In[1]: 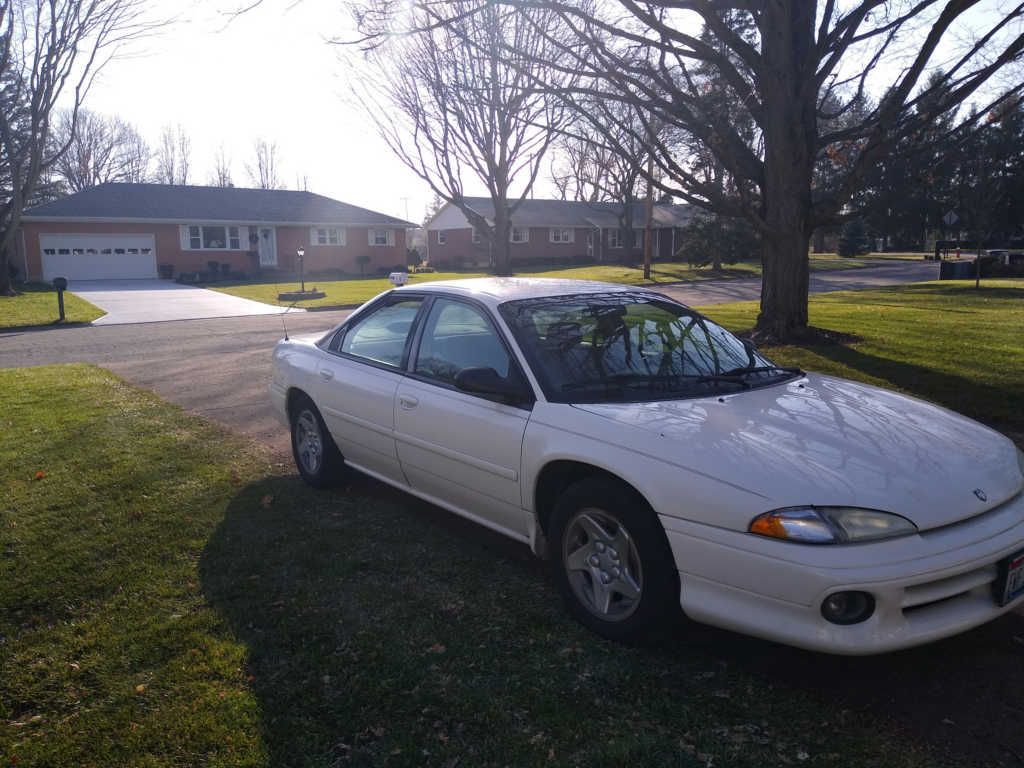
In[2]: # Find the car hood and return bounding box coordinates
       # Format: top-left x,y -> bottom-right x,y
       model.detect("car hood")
573,373 -> 1022,531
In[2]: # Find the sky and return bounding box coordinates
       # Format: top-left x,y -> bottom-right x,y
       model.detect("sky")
79,1 -> 1015,226
82,0 -> 445,224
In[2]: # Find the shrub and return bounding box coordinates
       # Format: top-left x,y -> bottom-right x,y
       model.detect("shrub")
838,220 -> 870,257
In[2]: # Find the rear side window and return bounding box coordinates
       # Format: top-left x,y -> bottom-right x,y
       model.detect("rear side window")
340,299 -> 423,368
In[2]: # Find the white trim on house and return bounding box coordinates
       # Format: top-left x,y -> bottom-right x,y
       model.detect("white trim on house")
437,230 -> 447,245
22,215 -> 409,228
179,224 -> 249,251
309,226 -> 347,246
369,229 -> 396,247
549,228 -> 574,244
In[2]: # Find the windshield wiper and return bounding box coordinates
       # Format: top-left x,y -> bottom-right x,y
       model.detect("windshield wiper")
719,364 -> 804,378
562,372 -> 750,392
694,373 -> 751,389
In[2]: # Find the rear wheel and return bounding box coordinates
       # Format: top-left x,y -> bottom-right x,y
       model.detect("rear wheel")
550,477 -> 678,642
290,395 -> 343,488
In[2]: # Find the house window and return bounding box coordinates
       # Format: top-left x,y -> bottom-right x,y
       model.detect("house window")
510,227 -> 529,243
471,229 -> 481,244
312,227 -> 345,246
369,229 -> 395,247
549,228 -> 574,243
608,230 -> 623,248
436,230 -> 447,245
186,224 -> 243,250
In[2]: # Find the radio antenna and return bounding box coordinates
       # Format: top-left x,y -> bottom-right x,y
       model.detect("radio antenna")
280,300 -> 301,341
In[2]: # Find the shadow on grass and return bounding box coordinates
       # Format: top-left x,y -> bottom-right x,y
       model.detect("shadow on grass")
201,472 -> 1024,767
794,340 -> 1024,434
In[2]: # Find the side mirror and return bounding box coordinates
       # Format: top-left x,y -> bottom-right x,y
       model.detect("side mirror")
454,367 -> 526,403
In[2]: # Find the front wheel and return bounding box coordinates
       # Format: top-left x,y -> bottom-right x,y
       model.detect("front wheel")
290,395 -> 343,488
549,477 -> 679,642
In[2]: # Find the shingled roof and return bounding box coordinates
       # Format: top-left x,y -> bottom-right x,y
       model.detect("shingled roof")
22,183 -> 417,227
431,196 -> 698,229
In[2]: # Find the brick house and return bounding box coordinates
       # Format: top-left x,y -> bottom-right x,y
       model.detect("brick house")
17,183 -> 415,281
424,197 -> 696,268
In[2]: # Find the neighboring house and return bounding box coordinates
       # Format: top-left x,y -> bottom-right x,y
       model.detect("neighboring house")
18,183 -> 416,281
424,197 -> 697,267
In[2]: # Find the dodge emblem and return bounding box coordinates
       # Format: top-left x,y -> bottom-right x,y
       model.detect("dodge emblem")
973,488 -> 988,502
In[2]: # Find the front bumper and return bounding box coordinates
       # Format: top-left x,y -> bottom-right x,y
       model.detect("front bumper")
662,492 -> 1024,655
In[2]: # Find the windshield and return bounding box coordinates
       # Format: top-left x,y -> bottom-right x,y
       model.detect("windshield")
499,292 -> 799,403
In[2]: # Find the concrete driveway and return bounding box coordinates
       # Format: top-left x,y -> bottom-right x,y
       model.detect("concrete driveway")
71,279 -> 301,325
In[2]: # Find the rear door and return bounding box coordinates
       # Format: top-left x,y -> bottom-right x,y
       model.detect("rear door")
316,295 -> 425,485
394,296 -> 533,538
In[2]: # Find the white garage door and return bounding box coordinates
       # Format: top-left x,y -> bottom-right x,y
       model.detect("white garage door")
40,233 -> 157,281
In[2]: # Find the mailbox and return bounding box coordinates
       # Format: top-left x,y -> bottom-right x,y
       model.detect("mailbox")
52,277 -> 68,321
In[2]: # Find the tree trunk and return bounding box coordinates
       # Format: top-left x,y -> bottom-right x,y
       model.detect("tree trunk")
0,246 -> 13,296
755,0 -> 816,342
492,206 -> 512,276
811,228 -> 826,254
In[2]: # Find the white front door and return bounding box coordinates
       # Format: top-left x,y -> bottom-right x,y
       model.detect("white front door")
257,227 -> 277,267
40,233 -> 157,280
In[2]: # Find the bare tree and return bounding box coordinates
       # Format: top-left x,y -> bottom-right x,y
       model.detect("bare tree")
0,0 -> 151,294
351,0 -> 574,274
51,108 -> 150,191
155,123 -> 191,185
500,1 -> 1024,340
246,138 -> 282,189
209,144 -> 233,187
552,98 -> 662,258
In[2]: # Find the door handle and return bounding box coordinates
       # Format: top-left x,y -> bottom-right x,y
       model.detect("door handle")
399,395 -> 419,410
319,369 -> 334,381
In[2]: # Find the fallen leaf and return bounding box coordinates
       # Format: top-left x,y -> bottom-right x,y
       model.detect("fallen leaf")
427,643 -> 446,654
33,471 -> 46,481
260,495 -> 274,508
134,684 -> 146,694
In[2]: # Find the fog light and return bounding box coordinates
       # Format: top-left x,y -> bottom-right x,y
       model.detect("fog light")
821,591 -> 875,625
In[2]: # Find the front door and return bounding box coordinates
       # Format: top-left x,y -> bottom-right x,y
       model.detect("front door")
257,227 -> 277,267
394,296 -> 532,538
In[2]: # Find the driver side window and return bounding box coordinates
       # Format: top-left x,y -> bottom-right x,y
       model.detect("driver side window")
414,299 -> 512,385
339,299 -> 423,368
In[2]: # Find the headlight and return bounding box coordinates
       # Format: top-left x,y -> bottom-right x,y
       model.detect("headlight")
749,506 -> 918,544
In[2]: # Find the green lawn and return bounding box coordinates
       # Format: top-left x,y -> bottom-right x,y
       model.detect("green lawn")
211,255 -> 878,309
700,279 -> 1024,441
5,281 -> 1022,767
0,363 -> 984,768
0,284 -> 104,329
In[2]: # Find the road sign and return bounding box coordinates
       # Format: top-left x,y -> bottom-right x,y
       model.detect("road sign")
943,210 -> 959,227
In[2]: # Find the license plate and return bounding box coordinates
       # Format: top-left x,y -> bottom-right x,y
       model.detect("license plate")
996,550 -> 1024,607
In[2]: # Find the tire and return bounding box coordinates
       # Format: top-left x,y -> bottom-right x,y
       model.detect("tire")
549,477 -> 679,643
289,394 -> 344,488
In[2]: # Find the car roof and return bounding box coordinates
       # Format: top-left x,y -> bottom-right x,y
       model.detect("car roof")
392,277 -> 645,306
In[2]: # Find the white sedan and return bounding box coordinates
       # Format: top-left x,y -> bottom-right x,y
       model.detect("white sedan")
270,278 -> 1024,654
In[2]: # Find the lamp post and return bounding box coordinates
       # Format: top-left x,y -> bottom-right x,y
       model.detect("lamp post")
297,247 -> 306,293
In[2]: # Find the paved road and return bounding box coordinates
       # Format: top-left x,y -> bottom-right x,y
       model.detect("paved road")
0,309 -> 347,455
658,258 -> 939,305
72,279 -> 299,325
1,261 -> 938,456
